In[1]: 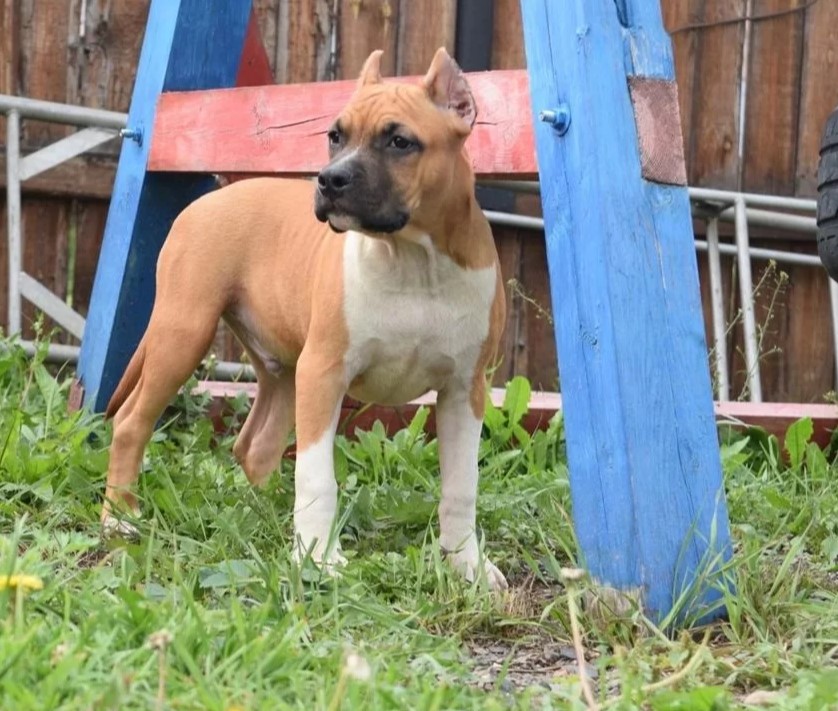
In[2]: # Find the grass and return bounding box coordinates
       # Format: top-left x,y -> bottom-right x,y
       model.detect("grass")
1,339 -> 838,710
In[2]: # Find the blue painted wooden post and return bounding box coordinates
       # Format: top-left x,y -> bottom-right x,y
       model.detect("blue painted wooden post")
76,0 -> 253,411
520,1 -> 732,622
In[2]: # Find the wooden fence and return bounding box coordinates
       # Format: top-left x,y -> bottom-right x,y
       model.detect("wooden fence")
1,0 -> 837,401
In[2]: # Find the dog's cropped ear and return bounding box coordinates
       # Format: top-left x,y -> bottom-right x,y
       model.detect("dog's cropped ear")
422,47 -> 477,130
357,50 -> 384,88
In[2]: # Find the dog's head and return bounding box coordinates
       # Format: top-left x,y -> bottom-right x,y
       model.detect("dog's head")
314,47 -> 477,236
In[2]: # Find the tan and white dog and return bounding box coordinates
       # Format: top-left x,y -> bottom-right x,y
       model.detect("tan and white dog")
101,48 -> 507,590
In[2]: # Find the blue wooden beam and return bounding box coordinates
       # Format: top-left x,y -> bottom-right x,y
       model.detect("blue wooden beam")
76,0 -> 253,411
519,0 -> 732,623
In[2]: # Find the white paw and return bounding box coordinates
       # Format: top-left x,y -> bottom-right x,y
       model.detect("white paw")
447,549 -> 508,591
293,537 -> 347,576
101,513 -> 140,541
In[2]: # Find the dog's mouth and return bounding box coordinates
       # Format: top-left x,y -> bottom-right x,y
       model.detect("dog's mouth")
315,199 -> 409,235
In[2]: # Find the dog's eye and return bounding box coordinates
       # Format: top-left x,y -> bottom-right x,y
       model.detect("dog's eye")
388,135 -> 414,150
327,130 -> 341,146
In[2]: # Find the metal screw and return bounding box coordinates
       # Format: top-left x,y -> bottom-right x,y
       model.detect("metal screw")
120,127 -> 143,146
539,104 -> 571,135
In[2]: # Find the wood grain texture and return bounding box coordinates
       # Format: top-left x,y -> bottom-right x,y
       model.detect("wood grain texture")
0,0 -> 19,95
339,0 -> 398,79
148,70 -> 535,178
742,0 -> 805,195
795,0 -> 838,195
396,0 -> 456,75
493,230 -> 523,385
21,199 -> 68,337
18,0 -> 72,144
662,0 -> 700,174
64,0 -> 149,115
688,0 -> 745,189
519,236 -> 558,392
520,0 -> 731,623
276,0 -> 334,83
71,202 -> 108,320
251,0 -> 279,76
77,0 -> 253,411
491,0 -> 524,69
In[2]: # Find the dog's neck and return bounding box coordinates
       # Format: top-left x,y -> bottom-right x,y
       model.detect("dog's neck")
390,151 -> 495,271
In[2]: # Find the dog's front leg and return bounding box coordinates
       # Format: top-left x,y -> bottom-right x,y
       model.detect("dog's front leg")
293,352 -> 347,571
436,385 -> 508,590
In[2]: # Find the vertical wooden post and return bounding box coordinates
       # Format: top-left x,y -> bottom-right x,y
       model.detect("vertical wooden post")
520,0 -> 732,622
76,0 -> 253,411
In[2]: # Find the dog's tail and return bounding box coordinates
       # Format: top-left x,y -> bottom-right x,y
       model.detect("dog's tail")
105,338 -> 146,419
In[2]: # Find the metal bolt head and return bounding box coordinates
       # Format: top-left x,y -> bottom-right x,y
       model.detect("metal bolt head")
119,127 -> 143,146
539,104 -> 571,136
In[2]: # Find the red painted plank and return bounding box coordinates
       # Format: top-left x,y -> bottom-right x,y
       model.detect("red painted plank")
223,8 -> 276,186
715,401 -> 838,448
235,9 -> 274,88
148,70 -> 536,178
192,381 -> 838,449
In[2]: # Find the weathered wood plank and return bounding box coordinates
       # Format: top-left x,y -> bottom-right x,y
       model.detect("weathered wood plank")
19,0 -> 72,144
495,230 -> 522,384
688,0 -> 746,189
742,0 -> 805,194
67,0 -> 149,113
148,70 -> 536,178
520,0 -> 731,622
0,155 -> 117,199
20,198 -> 69,340
662,0 -> 701,176
77,0 -> 253,410
71,202 -> 108,317
0,0 -> 20,95
397,0 -> 456,75
252,0 -> 279,76
795,0 -> 838,196
339,0 -> 399,79
491,0 -> 524,70
276,0 -> 333,83
519,235 -> 558,392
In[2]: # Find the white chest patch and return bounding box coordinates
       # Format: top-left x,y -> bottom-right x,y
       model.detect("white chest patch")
342,231 -> 497,405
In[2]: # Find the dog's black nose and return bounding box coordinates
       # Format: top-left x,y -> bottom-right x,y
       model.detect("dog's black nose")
317,166 -> 352,198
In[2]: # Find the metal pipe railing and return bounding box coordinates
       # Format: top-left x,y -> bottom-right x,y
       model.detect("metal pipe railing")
6,109 -> 21,334
3,96 -> 126,345
733,197 -> 762,402
693,239 -> 822,267
689,186 -> 816,213
481,180 -> 819,213
0,95 -> 127,130
705,218 -> 729,401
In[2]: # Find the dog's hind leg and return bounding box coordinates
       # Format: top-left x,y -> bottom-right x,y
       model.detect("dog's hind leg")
101,315 -> 219,536
233,367 -> 295,487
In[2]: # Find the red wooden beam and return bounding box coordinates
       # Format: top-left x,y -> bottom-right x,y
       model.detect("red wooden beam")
148,70 -> 536,178
192,382 -> 838,449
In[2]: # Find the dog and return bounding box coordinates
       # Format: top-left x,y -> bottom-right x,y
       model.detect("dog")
100,47 -> 508,590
